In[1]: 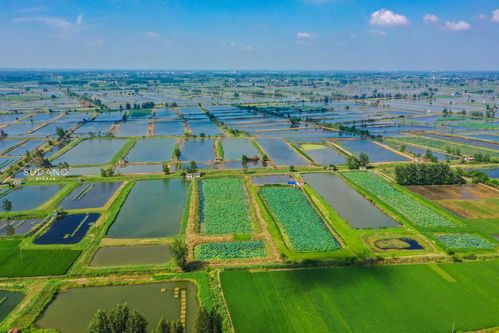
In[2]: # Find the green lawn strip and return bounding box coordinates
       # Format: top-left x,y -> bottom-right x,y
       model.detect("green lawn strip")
216,139 -> 224,159
220,261 -> 499,333
178,181 -> 193,235
462,218 -> 499,235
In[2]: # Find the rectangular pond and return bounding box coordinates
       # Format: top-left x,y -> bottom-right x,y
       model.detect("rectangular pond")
36,282 -> 199,333
107,179 -> 188,238
90,245 -> 172,267
53,138 -> 127,165
57,182 -> 122,209
126,138 -> 177,163
154,121 -> 185,136
0,218 -> 44,236
179,139 -> 215,162
336,139 -> 408,162
256,139 -> 308,166
116,121 -> 148,136
222,138 -> 259,160
252,174 -> 292,185
5,139 -> 45,156
299,143 -> 346,165
303,173 -> 399,229
34,213 -> 101,244
1,185 -> 63,211
0,290 -> 25,322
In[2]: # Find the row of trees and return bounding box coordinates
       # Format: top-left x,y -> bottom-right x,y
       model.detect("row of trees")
347,153 -> 369,170
395,163 -> 465,185
88,303 -> 222,333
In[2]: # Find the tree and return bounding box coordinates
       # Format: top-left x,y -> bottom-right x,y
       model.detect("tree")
156,318 -> 184,333
88,303 -> 147,333
195,308 -> 223,333
170,238 -> 188,270
173,147 -> 181,159
347,155 -> 360,170
55,127 -> 66,139
187,161 -> 198,173
2,199 -> 12,214
162,163 -> 170,175
289,165 -> 296,172
358,153 -> 369,167
241,154 -> 249,164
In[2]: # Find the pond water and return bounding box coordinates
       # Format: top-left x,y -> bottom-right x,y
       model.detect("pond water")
107,179 -> 187,238
155,108 -> 177,118
300,144 -> 346,165
374,238 -> 424,250
180,139 -> 215,162
90,245 -> 172,267
188,121 -> 221,136
471,168 -> 499,178
223,160 -> 267,169
0,218 -> 44,236
464,133 -> 499,142
58,182 -> 122,209
0,139 -> 22,153
256,139 -> 308,166
75,121 -> 112,134
5,139 -> 45,156
303,173 -> 399,229
53,138 -> 127,165
116,164 -> 164,174
1,185 -> 63,211
252,174 -> 292,185
36,282 -> 199,333
336,139 -> 408,162
126,138 -> 176,163
154,121 -> 185,136
0,290 -> 25,322
115,121 -> 148,136
0,157 -> 19,171
222,138 -> 259,160
34,213 -> 100,244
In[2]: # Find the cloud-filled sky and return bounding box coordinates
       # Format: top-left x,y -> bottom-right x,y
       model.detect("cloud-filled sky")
1,0 -> 498,70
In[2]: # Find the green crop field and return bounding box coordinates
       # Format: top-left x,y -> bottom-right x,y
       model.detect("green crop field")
436,233 -> 496,249
221,262 -> 499,333
259,187 -> 340,252
0,242 -> 81,277
199,178 -> 252,234
194,240 -> 266,260
343,172 -> 455,228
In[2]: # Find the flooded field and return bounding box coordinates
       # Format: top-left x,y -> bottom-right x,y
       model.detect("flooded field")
0,185 -> 63,211
303,173 -> 399,229
34,213 -> 100,244
107,179 -> 187,238
126,138 -> 176,162
180,139 -> 215,162
336,139 -> 408,162
299,143 -> 346,165
36,282 -> 199,333
57,182 -> 122,209
0,218 -> 44,236
90,245 -> 172,267
256,139 -> 308,166
53,139 -> 127,165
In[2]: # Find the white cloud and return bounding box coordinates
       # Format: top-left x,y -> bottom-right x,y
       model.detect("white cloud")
297,32 -> 313,38
423,14 -> 440,24
241,46 -> 254,52
144,31 -> 160,38
369,29 -> 386,36
370,9 -> 410,26
76,13 -> 84,25
492,9 -> 499,22
444,21 -> 470,31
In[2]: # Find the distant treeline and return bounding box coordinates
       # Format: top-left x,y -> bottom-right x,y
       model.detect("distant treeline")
395,163 -> 464,185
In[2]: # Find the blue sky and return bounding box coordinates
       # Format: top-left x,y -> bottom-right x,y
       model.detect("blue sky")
1,0 -> 498,70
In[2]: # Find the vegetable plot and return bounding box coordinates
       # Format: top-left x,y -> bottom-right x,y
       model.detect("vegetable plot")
199,178 -> 252,234
343,172 -> 455,228
437,234 -> 495,249
259,187 -> 340,252
194,241 -> 266,260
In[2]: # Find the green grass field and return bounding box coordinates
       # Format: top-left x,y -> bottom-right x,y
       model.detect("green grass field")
0,244 -> 81,277
221,262 -> 499,333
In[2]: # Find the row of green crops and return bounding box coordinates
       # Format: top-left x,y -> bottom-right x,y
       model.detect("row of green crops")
392,136 -> 499,158
199,178 -> 252,234
259,187 -> 340,252
343,172 -> 455,228
194,241 -> 266,260
436,234 -> 496,249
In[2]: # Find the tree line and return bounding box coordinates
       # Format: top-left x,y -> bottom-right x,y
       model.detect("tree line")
395,163 -> 464,185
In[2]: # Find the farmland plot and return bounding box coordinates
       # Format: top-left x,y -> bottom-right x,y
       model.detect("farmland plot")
194,241 -> 266,260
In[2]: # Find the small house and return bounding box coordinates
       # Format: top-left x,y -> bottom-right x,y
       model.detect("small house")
185,173 -> 201,179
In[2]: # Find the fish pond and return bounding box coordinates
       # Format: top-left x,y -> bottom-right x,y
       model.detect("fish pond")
303,173 -> 399,229
374,238 -> 424,250
0,185 -> 63,211
90,245 -> 172,267
107,179 -> 187,238
256,139 -> 308,166
57,182 -> 122,209
34,213 -> 100,244
180,139 -> 215,162
53,139 -> 127,165
0,218 -> 44,236
36,282 -> 199,333
299,143 -> 346,165
221,138 -> 259,160
126,138 -> 176,162
0,290 -> 25,322
336,139 -> 408,162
